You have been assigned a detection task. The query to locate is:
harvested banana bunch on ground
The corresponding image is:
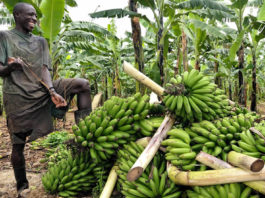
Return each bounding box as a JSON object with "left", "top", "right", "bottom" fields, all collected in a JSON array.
[
  {"left": 117, "top": 142, "right": 183, "bottom": 198},
  {"left": 42, "top": 150, "right": 97, "bottom": 197},
  {"left": 162, "top": 69, "right": 239, "bottom": 123},
  {"left": 232, "top": 120, "right": 265, "bottom": 160},
  {"left": 187, "top": 183, "right": 258, "bottom": 198},
  {"left": 72, "top": 93, "right": 151, "bottom": 162}
]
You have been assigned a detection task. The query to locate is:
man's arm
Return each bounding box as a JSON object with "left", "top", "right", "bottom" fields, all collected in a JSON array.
[
  {"left": 42, "top": 65, "right": 67, "bottom": 108},
  {"left": 0, "top": 58, "right": 23, "bottom": 77}
]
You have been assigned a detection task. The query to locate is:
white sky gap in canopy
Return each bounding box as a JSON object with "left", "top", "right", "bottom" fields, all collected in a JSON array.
[{"left": 0, "top": 0, "right": 258, "bottom": 37}]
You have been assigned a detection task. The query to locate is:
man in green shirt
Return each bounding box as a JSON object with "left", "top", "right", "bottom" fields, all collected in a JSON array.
[{"left": 0, "top": 3, "right": 92, "bottom": 196}]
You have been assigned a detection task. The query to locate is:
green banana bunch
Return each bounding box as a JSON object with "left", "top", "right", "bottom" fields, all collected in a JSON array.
[
  {"left": 42, "top": 150, "right": 97, "bottom": 197},
  {"left": 134, "top": 119, "right": 155, "bottom": 137},
  {"left": 147, "top": 116, "right": 164, "bottom": 129},
  {"left": 162, "top": 128, "right": 198, "bottom": 171},
  {"left": 232, "top": 121, "right": 265, "bottom": 160},
  {"left": 117, "top": 142, "right": 182, "bottom": 198},
  {"left": 72, "top": 92, "right": 152, "bottom": 162},
  {"left": 187, "top": 183, "right": 256, "bottom": 198},
  {"left": 163, "top": 113, "right": 259, "bottom": 168},
  {"left": 163, "top": 69, "right": 236, "bottom": 123},
  {"left": 46, "top": 145, "right": 70, "bottom": 167}
]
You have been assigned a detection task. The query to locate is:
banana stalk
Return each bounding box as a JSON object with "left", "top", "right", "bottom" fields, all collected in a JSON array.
[
  {"left": 228, "top": 151, "right": 264, "bottom": 172},
  {"left": 99, "top": 165, "right": 119, "bottom": 198},
  {"left": 127, "top": 114, "right": 175, "bottom": 181},
  {"left": 196, "top": 151, "right": 265, "bottom": 194},
  {"left": 167, "top": 163, "right": 265, "bottom": 186},
  {"left": 123, "top": 61, "right": 165, "bottom": 97},
  {"left": 92, "top": 92, "right": 103, "bottom": 110},
  {"left": 196, "top": 151, "right": 233, "bottom": 169},
  {"left": 250, "top": 127, "right": 265, "bottom": 142}
]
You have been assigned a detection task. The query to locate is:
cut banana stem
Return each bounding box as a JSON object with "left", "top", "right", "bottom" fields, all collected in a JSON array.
[
  {"left": 250, "top": 127, "right": 265, "bottom": 142},
  {"left": 228, "top": 151, "right": 264, "bottom": 172},
  {"left": 167, "top": 163, "right": 265, "bottom": 186},
  {"left": 196, "top": 151, "right": 233, "bottom": 169},
  {"left": 127, "top": 114, "right": 175, "bottom": 181},
  {"left": 99, "top": 165, "right": 119, "bottom": 198},
  {"left": 92, "top": 92, "right": 103, "bottom": 110},
  {"left": 228, "top": 100, "right": 235, "bottom": 106},
  {"left": 123, "top": 61, "right": 165, "bottom": 96},
  {"left": 196, "top": 151, "right": 265, "bottom": 195}
]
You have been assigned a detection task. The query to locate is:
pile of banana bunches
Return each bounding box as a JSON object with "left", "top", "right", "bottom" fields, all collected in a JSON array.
[
  {"left": 42, "top": 69, "right": 264, "bottom": 197},
  {"left": 163, "top": 69, "right": 245, "bottom": 123}
]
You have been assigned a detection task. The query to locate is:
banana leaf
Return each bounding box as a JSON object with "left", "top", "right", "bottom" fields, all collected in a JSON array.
[
  {"left": 258, "top": 0, "right": 265, "bottom": 21},
  {"left": 229, "top": 29, "right": 245, "bottom": 61},
  {"left": 39, "top": 0, "right": 65, "bottom": 42}
]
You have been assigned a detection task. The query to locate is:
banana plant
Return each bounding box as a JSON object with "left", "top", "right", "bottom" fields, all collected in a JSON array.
[
  {"left": 227, "top": 0, "right": 252, "bottom": 106},
  {"left": 54, "top": 19, "right": 135, "bottom": 98},
  {"left": 245, "top": 15, "right": 265, "bottom": 111}
]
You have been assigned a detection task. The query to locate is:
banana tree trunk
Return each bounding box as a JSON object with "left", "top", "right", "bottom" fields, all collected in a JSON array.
[
  {"left": 195, "top": 52, "right": 200, "bottom": 71},
  {"left": 114, "top": 64, "right": 121, "bottom": 96},
  {"left": 94, "top": 78, "right": 98, "bottom": 94},
  {"left": 229, "top": 80, "right": 232, "bottom": 100},
  {"left": 175, "top": 40, "right": 181, "bottom": 76},
  {"left": 238, "top": 44, "right": 246, "bottom": 106},
  {"left": 214, "top": 56, "right": 221, "bottom": 88},
  {"left": 157, "top": 12, "right": 164, "bottom": 85},
  {"left": 103, "top": 77, "right": 108, "bottom": 100},
  {"left": 129, "top": 0, "right": 145, "bottom": 94},
  {"left": 234, "top": 80, "right": 238, "bottom": 101},
  {"left": 107, "top": 75, "right": 113, "bottom": 97},
  {"left": 182, "top": 31, "right": 188, "bottom": 71},
  {"left": 251, "top": 48, "right": 257, "bottom": 111}
]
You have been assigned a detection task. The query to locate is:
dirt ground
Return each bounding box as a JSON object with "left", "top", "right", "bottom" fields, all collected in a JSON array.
[{"left": 0, "top": 112, "right": 75, "bottom": 198}]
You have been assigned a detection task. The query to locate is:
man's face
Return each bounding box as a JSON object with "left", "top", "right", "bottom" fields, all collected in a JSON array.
[{"left": 15, "top": 5, "right": 37, "bottom": 33}]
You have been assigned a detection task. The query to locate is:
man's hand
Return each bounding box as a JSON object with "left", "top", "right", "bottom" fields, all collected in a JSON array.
[
  {"left": 50, "top": 91, "right": 67, "bottom": 108},
  {"left": 7, "top": 57, "right": 24, "bottom": 71}
]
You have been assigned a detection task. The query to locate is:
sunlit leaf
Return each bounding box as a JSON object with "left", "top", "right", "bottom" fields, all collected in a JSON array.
[
  {"left": 173, "top": 0, "right": 232, "bottom": 13},
  {"left": 190, "top": 19, "right": 226, "bottom": 39},
  {"left": 40, "top": 0, "right": 65, "bottom": 41},
  {"left": 90, "top": 9, "right": 151, "bottom": 24},
  {"left": 229, "top": 30, "right": 245, "bottom": 61},
  {"left": 258, "top": 0, "right": 265, "bottom": 21}
]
